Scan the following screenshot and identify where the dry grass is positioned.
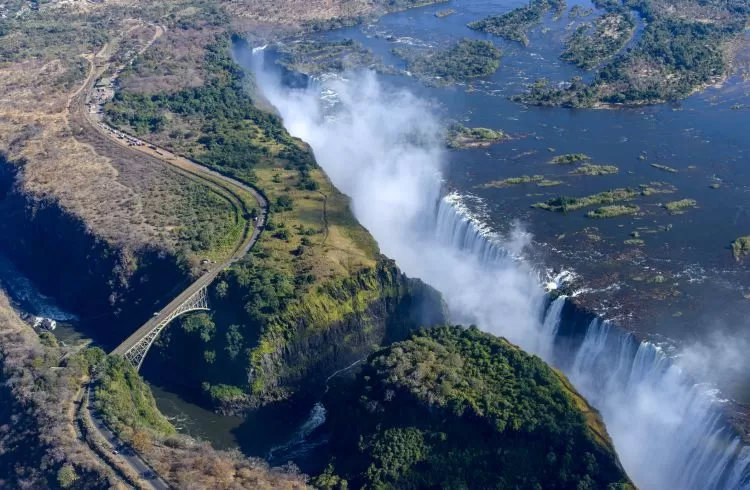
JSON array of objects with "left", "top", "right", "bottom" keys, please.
[
  {"left": 254, "top": 163, "right": 378, "bottom": 286},
  {"left": 119, "top": 26, "right": 221, "bottom": 94}
]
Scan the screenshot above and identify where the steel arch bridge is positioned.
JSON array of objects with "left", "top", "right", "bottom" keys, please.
[{"left": 111, "top": 284, "right": 210, "bottom": 371}]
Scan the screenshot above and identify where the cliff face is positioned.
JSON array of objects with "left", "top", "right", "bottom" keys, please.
[
  {"left": 0, "top": 166, "right": 189, "bottom": 344},
  {"left": 249, "top": 259, "right": 447, "bottom": 404},
  {"left": 320, "top": 325, "right": 634, "bottom": 490},
  {"left": 147, "top": 257, "right": 447, "bottom": 413}
]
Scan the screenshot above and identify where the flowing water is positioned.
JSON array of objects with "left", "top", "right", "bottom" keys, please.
[{"left": 241, "top": 8, "right": 750, "bottom": 482}]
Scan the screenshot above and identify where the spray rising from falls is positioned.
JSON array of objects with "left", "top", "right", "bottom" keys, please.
[{"left": 246, "top": 50, "right": 750, "bottom": 489}]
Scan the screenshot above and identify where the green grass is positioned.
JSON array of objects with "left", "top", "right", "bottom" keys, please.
[
  {"left": 537, "top": 179, "right": 563, "bottom": 187},
  {"left": 561, "top": 12, "right": 635, "bottom": 69}
]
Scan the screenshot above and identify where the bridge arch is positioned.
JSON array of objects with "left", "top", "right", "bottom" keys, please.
[{"left": 114, "top": 285, "right": 210, "bottom": 371}]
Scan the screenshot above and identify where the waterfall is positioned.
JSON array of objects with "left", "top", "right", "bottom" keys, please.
[
  {"left": 246, "top": 53, "right": 750, "bottom": 489},
  {"left": 567, "top": 319, "right": 750, "bottom": 489},
  {"left": 432, "top": 193, "right": 510, "bottom": 265}
]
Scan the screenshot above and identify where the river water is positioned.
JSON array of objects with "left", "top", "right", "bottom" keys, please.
[
  {"left": 2, "top": 0, "right": 749, "bottom": 485},
  {"left": 238, "top": 0, "right": 750, "bottom": 485},
  {"left": 293, "top": 0, "right": 750, "bottom": 400}
]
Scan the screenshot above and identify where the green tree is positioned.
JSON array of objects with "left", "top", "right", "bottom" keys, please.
[{"left": 57, "top": 464, "right": 77, "bottom": 488}]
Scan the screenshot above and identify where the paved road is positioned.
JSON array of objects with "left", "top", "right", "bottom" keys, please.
[
  {"left": 71, "top": 26, "right": 268, "bottom": 359},
  {"left": 84, "top": 388, "right": 169, "bottom": 490}
]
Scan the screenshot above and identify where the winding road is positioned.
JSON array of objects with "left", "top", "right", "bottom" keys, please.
[
  {"left": 70, "top": 24, "right": 268, "bottom": 358},
  {"left": 67, "top": 22, "right": 269, "bottom": 488}
]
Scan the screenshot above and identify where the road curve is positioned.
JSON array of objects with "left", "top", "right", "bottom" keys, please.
[{"left": 71, "top": 26, "right": 268, "bottom": 358}]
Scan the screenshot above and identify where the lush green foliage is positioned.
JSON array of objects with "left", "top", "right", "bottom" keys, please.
[
  {"left": 516, "top": 0, "right": 749, "bottom": 106},
  {"left": 468, "top": 0, "right": 566, "bottom": 45},
  {"left": 323, "top": 326, "right": 632, "bottom": 489},
  {"left": 106, "top": 38, "right": 315, "bottom": 181},
  {"left": 393, "top": 39, "right": 501, "bottom": 85},
  {"left": 94, "top": 356, "right": 176, "bottom": 435},
  {"left": 533, "top": 188, "right": 640, "bottom": 212}
]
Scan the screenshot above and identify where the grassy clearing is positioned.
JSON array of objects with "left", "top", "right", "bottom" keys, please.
[
  {"left": 663, "top": 198, "right": 697, "bottom": 214},
  {"left": 586, "top": 204, "right": 640, "bottom": 218},
  {"left": 571, "top": 164, "right": 619, "bottom": 176}
]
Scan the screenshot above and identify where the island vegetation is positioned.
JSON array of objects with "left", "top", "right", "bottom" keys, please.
[
  {"left": 320, "top": 326, "right": 634, "bottom": 489},
  {"left": 275, "top": 39, "right": 384, "bottom": 76},
  {"left": 731, "top": 236, "right": 750, "bottom": 260},
  {"left": 446, "top": 123, "right": 508, "bottom": 148},
  {"left": 550, "top": 153, "right": 591, "bottom": 164},
  {"left": 561, "top": 12, "right": 635, "bottom": 69},
  {"left": 393, "top": 39, "right": 502, "bottom": 85},
  {"left": 478, "top": 175, "right": 544, "bottom": 188},
  {"left": 663, "top": 198, "right": 697, "bottom": 214},
  {"left": 435, "top": 8, "right": 456, "bottom": 17},
  {"left": 650, "top": 163, "right": 679, "bottom": 173},
  {"left": 532, "top": 187, "right": 639, "bottom": 212},
  {"left": 571, "top": 164, "right": 619, "bottom": 175},
  {"left": 514, "top": 0, "right": 750, "bottom": 106},
  {"left": 538, "top": 179, "right": 564, "bottom": 186},
  {"left": 467, "top": 0, "right": 567, "bottom": 46},
  {"left": 587, "top": 204, "right": 640, "bottom": 218},
  {"left": 569, "top": 5, "right": 594, "bottom": 18}
]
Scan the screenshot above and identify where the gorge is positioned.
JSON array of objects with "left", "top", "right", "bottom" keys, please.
[{"left": 244, "top": 46, "right": 750, "bottom": 489}]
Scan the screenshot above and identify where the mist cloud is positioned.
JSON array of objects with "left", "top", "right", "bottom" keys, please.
[{"left": 242, "top": 48, "right": 750, "bottom": 489}]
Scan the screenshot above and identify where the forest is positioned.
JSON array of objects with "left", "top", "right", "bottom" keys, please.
[
  {"left": 393, "top": 39, "right": 501, "bottom": 85},
  {"left": 467, "top": 0, "right": 566, "bottom": 45},
  {"left": 319, "top": 326, "right": 633, "bottom": 489},
  {"left": 516, "top": 0, "right": 749, "bottom": 106}
]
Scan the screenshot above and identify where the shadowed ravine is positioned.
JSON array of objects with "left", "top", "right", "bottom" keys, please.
[{"left": 244, "top": 47, "right": 750, "bottom": 489}]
